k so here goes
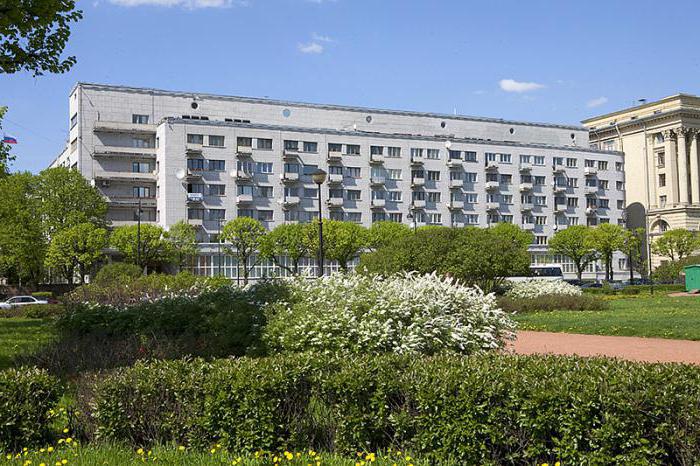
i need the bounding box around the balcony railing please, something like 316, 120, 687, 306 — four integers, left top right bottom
93, 145, 156, 158
448, 179, 464, 188
371, 199, 386, 208
328, 173, 343, 184
93, 121, 156, 135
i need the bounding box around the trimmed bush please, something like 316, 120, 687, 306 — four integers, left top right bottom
83, 354, 700, 464
584, 284, 685, 296
506, 279, 582, 299
0, 304, 65, 319
498, 294, 609, 313
31, 291, 53, 299
93, 262, 143, 286
0, 367, 62, 452
264, 273, 514, 356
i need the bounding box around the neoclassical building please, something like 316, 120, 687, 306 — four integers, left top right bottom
583, 94, 700, 236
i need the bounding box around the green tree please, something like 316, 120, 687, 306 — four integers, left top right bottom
620, 227, 647, 281
367, 221, 411, 250
221, 217, 267, 285
306, 220, 369, 271
259, 223, 310, 275
168, 220, 197, 270
586, 223, 626, 282
0, 172, 44, 285
36, 167, 107, 239
0, 0, 82, 75
0, 107, 15, 176
652, 228, 698, 262
111, 224, 172, 273
45, 223, 108, 283
548, 225, 597, 281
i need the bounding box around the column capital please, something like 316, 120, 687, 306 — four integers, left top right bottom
676, 127, 691, 138
686, 127, 699, 138
662, 129, 676, 139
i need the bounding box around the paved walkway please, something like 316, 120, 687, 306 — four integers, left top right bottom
509, 331, 700, 365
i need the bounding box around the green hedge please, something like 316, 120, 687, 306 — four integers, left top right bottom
84, 354, 700, 464
584, 284, 685, 295
0, 304, 65, 319
0, 367, 61, 452
498, 294, 608, 313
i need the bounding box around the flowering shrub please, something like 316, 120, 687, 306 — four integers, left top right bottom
264, 272, 515, 356
506, 279, 582, 300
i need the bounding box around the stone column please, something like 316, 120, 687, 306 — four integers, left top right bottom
677, 127, 690, 205
663, 129, 679, 205
646, 133, 657, 208
689, 129, 700, 205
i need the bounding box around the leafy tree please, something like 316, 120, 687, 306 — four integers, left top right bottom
36, 167, 107, 239
259, 223, 311, 275
0, 172, 44, 285
620, 227, 647, 281
111, 224, 173, 273
652, 228, 698, 262
367, 221, 411, 250
306, 220, 369, 271
221, 217, 267, 285
168, 220, 197, 270
548, 225, 597, 281
586, 223, 625, 282
45, 222, 108, 283
0, 106, 14, 176
0, 0, 83, 75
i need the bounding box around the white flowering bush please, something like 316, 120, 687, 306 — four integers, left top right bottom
263, 272, 515, 356
506, 279, 582, 300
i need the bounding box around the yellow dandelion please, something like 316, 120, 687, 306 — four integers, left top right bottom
47, 447, 54, 453
61, 460, 68, 465
62, 429, 69, 434
178, 446, 186, 451
136, 448, 144, 455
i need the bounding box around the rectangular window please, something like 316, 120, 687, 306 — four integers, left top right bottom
387, 169, 402, 180
257, 138, 273, 150
284, 186, 299, 197
617, 181, 625, 190
534, 196, 546, 206
303, 164, 318, 176
465, 214, 479, 224
70, 138, 77, 153
535, 236, 548, 245
568, 217, 579, 225
284, 163, 299, 173
133, 186, 151, 198
208, 209, 226, 220
465, 193, 478, 203
616, 161, 623, 171
427, 170, 440, 181
617, 199, 624, 209
412, 191, 425, 201
208, 135, 225, 147
256, 162, 273, 174
534, 155, 545, 166
386, 146, 401, 158
388, 213, 402, 222
329, 165, 343, 175
328, 143, 342, 152
427, 213, 442, 225
598, 180, 609, 189
187, 158, 205, 171
329, 188, 344, 199
388, 191, 402, 201
284, 140, 299, 151
258, 210, 273, 221
258, 186, 273, 198
500, 153, 512, 163
132, 114, 149, 124
346, 144, 361, 155
208, 160, 225, 171
188, 183, 205, 194
346, 190, 361, 201
659, 195, 667, 207
427, 192, 441, 203
501, 194, 513, 204
209, 184, 225, 196
501, 215, 513, 224
187, 134, 204, 145
427, 149, 440, 159
238, 185, 254, 195
346, 167, 361, 178
188, 208, 204, 220
70, 113, 78, 129
303, 188, 318, 198
520, 154, 531, 163
346, 212, 362, 223
464, 151, 477, 162
237, 137, 252, 147
500, 174, 512, 184
599, 199, 610, 209
534, 176, 546, 186
370, 145, 384, 155
598, 161, 609, 170
566, 158, 577, 168
567, 178, 578, 188
465, 172, 477, 183
485, 152, 497, 162
303, 141, 318, 152
567, 197, 578, 207
133, 136, 153, 148
132, 161, 151, 173
238, 209, 254, 218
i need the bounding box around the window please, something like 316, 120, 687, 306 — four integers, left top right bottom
464, 151, 477, 162
386, 146, 401, 158
346, 144, 360, 155
599, 199, 610, 209
585, 178, 597, 187
388, 213, 403, 222
566, 158, 577, 168
208, 209, 226, 220
328, 143, 342, 153
656, 152, 665, 168
533, 155, 545, 166
485, 152, 497, 162
598, 180, 609, 189
584, 159, 595, 168
208, 135, 225, 147
256, 162, 273, 174
553, 157, 564, 167
520, 155, 531, 163
486, 173, 498, 183
616, 181, 625, 191
70, 113, 78, 128
187, 134, 204, 145
501, 194, 513, 204
370, 145, 383, 155
412, 191, 425, 201
372, 212, 387, 222
258, 210, 273, 221
387, 169, 402, 180
427, 170, 440, 181
133, 137, 153, 148
188, 208, 204, 220
258, 186, 273, 198
535, 236, 548, 245
412, 169, 425, 179
465, 193, 478, 203
598, 161, 608, 171
534, 176, 546, 186
237, 137, 252, 147
329, 165, 343, 176
208, 160, 225, 171
346, 167, 361, 178
521, 174, 533, 183
70, 138, 77, 153
448, 150, 461, 160
284, 140, 299, 151
283, 163, 299, 174
238, 209, 254, 218
303, 164, 318, 175
303, 188, 317, 198
465, 172, 477, 183
427, 149, 440, 159
187, 158, 205, 171
257, 138, 273, 150
465, 214, 479, 224
450, 171, 463, 181
188, 183, 205, 194
371, 190, 385, 200
521, 194, 533, 203
133, 186, 151, 198
303, 141, 318, 152
586, 198, 597, 208
388, 191, 402, 201
500, 153, 512, 163
534, 196, 546, 206
500, 215, 513, 224
132, 162, 151, 173
567, 178, 578, 188
411, 148, 423, 158
616, 162, 623, 171
208, 184, 225, 196
486, 193, 499, 203
567, 197, 578, 207
346, 212, 362, 223
132, 114, 149, 124
427, 192, 441, 203
346, 190, 361, 201
329, 188, 344, 199
659, 195, 667, 207
238, 185, 254, 196
500, 174, 512, 184
427, 213, 442, 225
617, 200, 624, 209
568, 217, 579, 225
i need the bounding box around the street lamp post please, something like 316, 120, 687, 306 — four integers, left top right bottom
136, 197, 142, 271
311, 169, 327, 277
407, 208, 417, 233
218, 217, 224, 277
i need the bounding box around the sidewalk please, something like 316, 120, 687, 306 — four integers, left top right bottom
509, 331, 700, 365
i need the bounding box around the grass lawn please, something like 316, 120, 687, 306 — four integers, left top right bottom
514, 295, 700, 340
0, 318, 56, 369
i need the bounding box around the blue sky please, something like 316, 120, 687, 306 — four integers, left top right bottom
3, 0, 700, 172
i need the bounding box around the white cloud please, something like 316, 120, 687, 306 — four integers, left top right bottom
298, 42, 324, 54
312, 32, 334, 43
586, 96, 608, 108
499, 78, 545, 93
109, 0, 246, 8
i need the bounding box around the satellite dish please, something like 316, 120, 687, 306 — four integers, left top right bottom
229, 169, 237, 178
175, 168, 186, 180
353, 123, 357, 131
444, 140, 452, 149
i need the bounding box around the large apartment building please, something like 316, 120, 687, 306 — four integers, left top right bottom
583, 94, 700, 237
51, 83, 626, 279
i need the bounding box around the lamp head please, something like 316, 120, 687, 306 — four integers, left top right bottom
311, 169, 327, 185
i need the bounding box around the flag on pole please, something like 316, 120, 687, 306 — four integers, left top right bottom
2, 134, 17, 144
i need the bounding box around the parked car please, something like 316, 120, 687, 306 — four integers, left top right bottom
0, 295, 49, 310
580, 282, 603, 289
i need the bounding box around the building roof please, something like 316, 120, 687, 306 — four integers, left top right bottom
73, 82, 586, 132
582, 93, 700, 126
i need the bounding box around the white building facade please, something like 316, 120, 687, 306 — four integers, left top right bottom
51, 83, 627, 280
